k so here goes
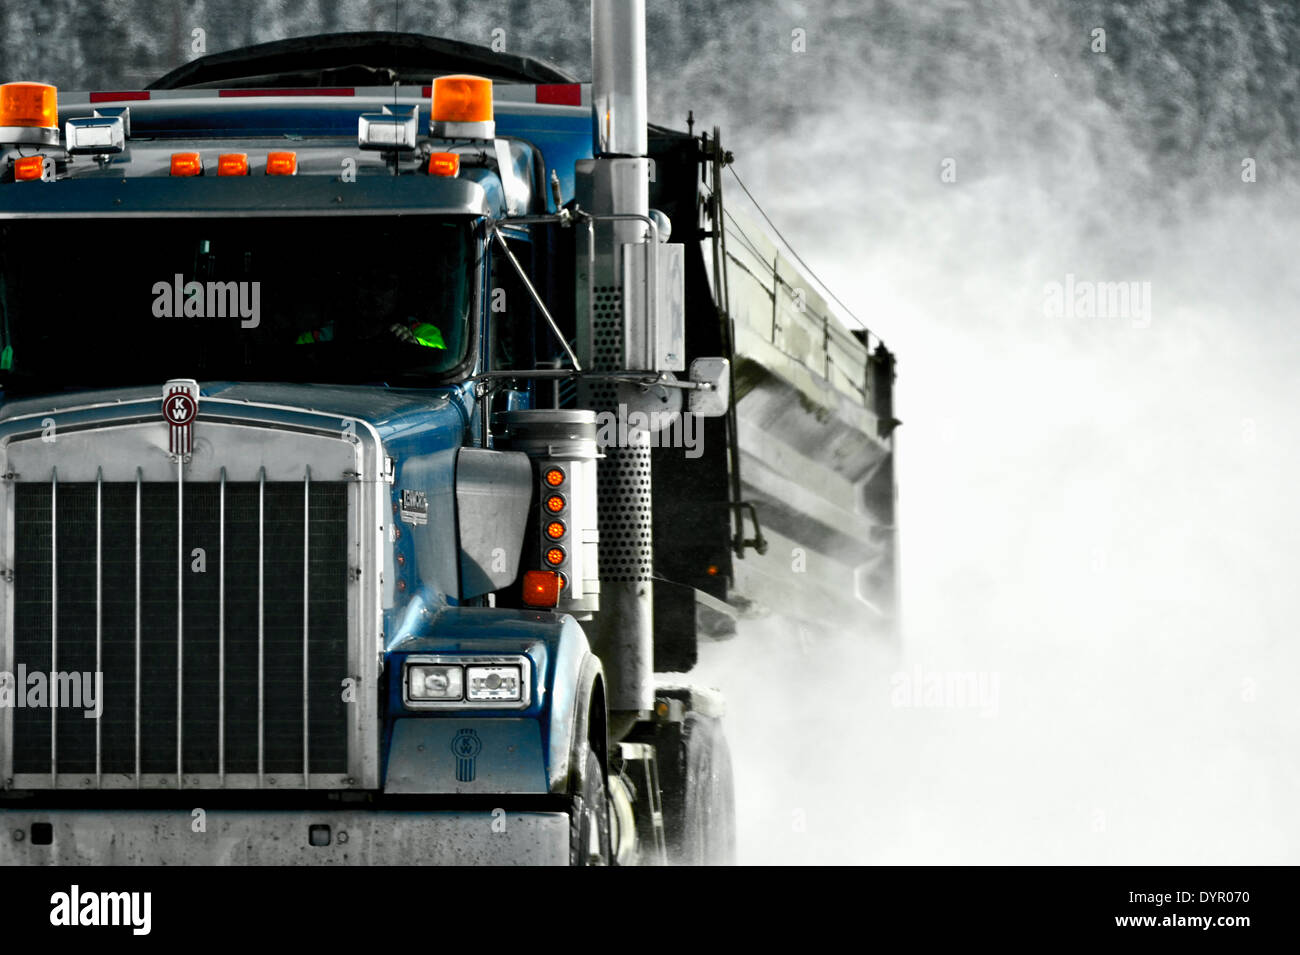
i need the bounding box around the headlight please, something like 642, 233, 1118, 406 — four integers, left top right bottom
407, 664, 463, 701
402, 655, 532, 710
466, 665, 523, 702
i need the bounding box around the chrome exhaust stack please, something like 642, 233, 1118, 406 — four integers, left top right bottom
578, 0, 658, 731
592, 0, 648, 160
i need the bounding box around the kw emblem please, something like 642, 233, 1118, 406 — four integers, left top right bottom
163, 378, 200, 458
451, 728, 483, 782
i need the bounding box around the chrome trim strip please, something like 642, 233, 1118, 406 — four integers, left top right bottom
257, 466, 265, 787
302, 466, 311, 788
49, 468, 57, 784
1, 398, 386, 465
13, 771, 358, 791
95, 467, 103, 787
134, 467, 142, 789
218, 467, 226, 786
176, 458, 184, 790
0, 455, 14, 789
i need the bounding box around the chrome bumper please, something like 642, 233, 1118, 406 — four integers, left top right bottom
0, 808, 569, 865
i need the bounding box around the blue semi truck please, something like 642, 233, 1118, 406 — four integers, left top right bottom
0, 2, 896, 865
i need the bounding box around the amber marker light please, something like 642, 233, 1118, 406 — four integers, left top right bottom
543, 467, 565, 488
217, 153, 249, 176
266, 151, 297, 175
545, 520, 566, 541
170, 152, 202, 177
13, 156, 44, 181
544, 494, 566, 514
544, 546, 566, 567
427, 151, 460, 177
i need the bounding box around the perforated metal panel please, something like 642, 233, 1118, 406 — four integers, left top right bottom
596, 442, 653, 582
591, 285, 624, 372
580, 283, 654, 584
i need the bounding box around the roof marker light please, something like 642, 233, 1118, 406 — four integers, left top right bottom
217, 153, 249, 176
266, 151, 297, 175
430, 74, 494, 139
427, 151, 460, 177
13, 155, 46, 181
0, 82, 59, 145
170, 152, 202, 177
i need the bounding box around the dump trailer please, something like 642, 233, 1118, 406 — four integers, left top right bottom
0, 2, 895, 866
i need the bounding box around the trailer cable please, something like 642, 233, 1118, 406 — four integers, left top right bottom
726, 165, 869, 335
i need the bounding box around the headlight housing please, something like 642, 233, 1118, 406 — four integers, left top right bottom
466, 665, 523, 702
402, 655, 532, 710
407, 664, 463, 701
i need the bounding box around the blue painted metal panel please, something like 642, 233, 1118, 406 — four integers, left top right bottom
496, 113, 594, 208
384, 606, 595, 794
385, 718, 548, 794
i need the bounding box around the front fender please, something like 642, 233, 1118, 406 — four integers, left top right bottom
383, 605, 602, 795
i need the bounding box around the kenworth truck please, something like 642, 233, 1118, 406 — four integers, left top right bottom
0, 2, 896, 865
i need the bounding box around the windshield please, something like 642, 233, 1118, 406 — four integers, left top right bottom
0, 215, 478, 392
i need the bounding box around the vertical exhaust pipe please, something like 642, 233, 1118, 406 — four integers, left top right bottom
581, 0, 655, 735
586, 0, 651, 248
592, 0, 648, 160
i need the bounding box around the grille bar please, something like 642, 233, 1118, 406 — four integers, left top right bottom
176, 459, 183, 789
134, 468, 141, 788
49, 468, 57, 784
258, 467, 265, 787
95, 467, 102, 787
302, 468, 310, 788
218, 467, 226, 785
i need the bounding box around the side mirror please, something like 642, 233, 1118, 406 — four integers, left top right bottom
688, 357, 730, 417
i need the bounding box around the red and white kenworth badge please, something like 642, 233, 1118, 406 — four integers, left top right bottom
162, 378, 199, 456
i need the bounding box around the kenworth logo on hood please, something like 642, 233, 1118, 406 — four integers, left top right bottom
163, 378, 199, 457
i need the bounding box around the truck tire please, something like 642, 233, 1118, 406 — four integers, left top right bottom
672, 713, 737, 865
569, 747, 612, 865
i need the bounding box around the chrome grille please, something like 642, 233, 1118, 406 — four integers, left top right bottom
8, 467, 350, 788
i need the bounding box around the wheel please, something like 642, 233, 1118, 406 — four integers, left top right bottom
671, 713, 737, 865
569, 746, 612, 866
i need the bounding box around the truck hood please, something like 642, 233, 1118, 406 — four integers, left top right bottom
0, 380, 474, 444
